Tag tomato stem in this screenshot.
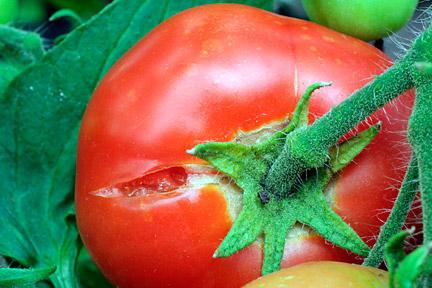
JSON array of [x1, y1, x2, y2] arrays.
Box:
[[408, 28, 432, 242], [409, 82, 432, 243], [264, 58, 414, 200], [363, 155, 419, 267]]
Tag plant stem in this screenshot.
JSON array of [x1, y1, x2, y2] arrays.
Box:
[[264, 59, 414, 198], [409, 23, 432, 242], [409, 81, 432, 242], [363, 155, 419, 267], [418, 155, 432, 242], [304, 60, 414, 150]]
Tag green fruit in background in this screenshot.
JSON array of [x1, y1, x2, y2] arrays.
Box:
[[302, 0, 418, 41], [0, 0, 18, 23], [18, 0, 46, 23]]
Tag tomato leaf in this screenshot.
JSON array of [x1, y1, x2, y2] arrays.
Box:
[[49, 9, 83, 26], [48, 0, 107, 18], [0, 266, 56, 287], [0, 25, 44, 98], [384, 229, 412, 273], [0, 0, 274, 286], [394, 244, 432, 288]]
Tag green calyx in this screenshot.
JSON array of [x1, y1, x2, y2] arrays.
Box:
[[189, 82, 379, 274]]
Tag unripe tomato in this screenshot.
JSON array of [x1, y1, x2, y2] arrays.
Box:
[[244, 261, 388, 288], [0, 0, 18, 24], [302, 0, 418, 41]]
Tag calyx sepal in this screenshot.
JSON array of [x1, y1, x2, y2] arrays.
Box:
[[190, 82, 379, 274]]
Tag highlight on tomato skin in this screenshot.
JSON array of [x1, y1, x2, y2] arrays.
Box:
[[75, 3, 415, 288], [243, 261, 388, 288]]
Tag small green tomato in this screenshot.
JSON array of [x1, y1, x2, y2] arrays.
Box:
[[302, 0, 418, 41], [0, 0, 18, 24]]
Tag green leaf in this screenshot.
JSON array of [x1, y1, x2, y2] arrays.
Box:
[[0, 0, 274, 286], [0, 25, 44, 98], [49, 9, 83, 26], [0, 266, 56, 287], [384, 229, 412, 273], [394, 243, 432, 288], [49, 9, 84, 45], [48, 0, 108, 19]]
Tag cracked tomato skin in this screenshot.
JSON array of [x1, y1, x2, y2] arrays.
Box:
[[76, 4, 414, 288]]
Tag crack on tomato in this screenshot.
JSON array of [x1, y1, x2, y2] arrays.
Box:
[[118, 166, 188, 196], [91, 166, 195, 197], [90, 164, 242, 202]]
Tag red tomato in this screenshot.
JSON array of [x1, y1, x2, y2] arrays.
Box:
[[244, 261, 388, 287], [76, 4, 414, 288]]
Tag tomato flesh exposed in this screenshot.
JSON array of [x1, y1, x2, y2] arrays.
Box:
[[76, 4, 415, 287]]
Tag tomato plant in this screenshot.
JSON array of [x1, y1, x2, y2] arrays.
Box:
[[244, 261, 388, 287], [302, 0, 418, 41], [76, 4, 414, 287]]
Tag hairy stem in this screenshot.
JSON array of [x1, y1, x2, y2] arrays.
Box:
[[409, 82, 432, 242], [304, 60, 414, 150], [408, 24, 432, 243], [363, 155, 419, 267], [264, 59, 414, 198], [419, 157, 432, 242]]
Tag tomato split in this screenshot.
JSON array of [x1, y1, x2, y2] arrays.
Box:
[[76, 4, 415, 287]]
